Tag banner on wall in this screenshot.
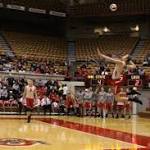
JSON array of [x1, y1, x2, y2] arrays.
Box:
[[6, 4, 25, 11], [28, 8, 46, 14], [49, 10, 66, 17]]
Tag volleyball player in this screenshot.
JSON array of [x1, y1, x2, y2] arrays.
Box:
[[23, 79, 37, 123], [83, 88, 93, 116], [106, 88, 115, 118], [115, 88, 128, 118], [97, 87, 107, 118], [97, 48, 136, 94]]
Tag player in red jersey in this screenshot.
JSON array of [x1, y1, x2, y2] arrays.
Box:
[[23, 79, 37, 123], [97, 48, 136, 94]]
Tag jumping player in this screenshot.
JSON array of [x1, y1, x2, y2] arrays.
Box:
[[23, 79, 37, 123], [97, 48, 136, 94]]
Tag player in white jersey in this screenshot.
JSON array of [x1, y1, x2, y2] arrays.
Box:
[[23, 79, 37, 123], [106, 88, 115, 118], [83, 88, 93, 116], [97, 87, 107, 118], [75, 90, 84, 116]]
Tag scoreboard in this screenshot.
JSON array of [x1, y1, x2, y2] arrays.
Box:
[[128, 75, 142, 87], [87, 74, 143, 87]]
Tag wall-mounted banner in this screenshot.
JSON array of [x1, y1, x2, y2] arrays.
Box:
[[49, 10, 66, 17], [29, 8, 46, 14], [6, 4, 25, 11]]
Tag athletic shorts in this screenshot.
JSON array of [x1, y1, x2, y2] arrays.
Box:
[[106, 102, 112, 110], [84, 101, 91, 109], [26, 98, 34, 109], [116, 103, 125, 110], [97, 102, 105, 109], [68, 101, 74, 108]]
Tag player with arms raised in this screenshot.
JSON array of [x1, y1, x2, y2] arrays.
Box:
[[97, 48, 136, 94]]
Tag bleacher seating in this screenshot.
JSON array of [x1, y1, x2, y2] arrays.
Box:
[[134, 39, 150, 63], [4, 31, 67, 62], [0, 48, 5, 56], [75, 35, 138, 61]]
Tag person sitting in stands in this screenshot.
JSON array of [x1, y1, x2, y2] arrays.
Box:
[[41, 95, 51, 115]]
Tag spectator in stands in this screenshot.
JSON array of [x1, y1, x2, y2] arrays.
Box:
[[45, 80, 54, 95], [0, 87, 3, 99], [8, 90, 14, 100], [51, 99, 59, 113], [18, 97, 23, 114], [62, 84, 68, 101], [143, 59, 148, 66], [19, 68, 26, 73], [65, 92, 75, 115], [41, 95, 51, 115], [49, 89, 57, 103], [146, 53, 150, 66], [1, 86, 8, 100], [58, 84, 63, 97], [18, 78, 26, 93], [12, 81, 20, 99], [7, 76, 14, 87], [132, 67, 139, 75], [138, 67, 145, 78]]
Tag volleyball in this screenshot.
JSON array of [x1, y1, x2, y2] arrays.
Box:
[[110, 3, 118, 12]]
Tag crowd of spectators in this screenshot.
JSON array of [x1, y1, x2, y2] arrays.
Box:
[[0, 77, 71, 114], [0, 55, 148, 81], [75, 61, 145, 79], [75, 61, 110, 79], [0, 57, 67, 75]]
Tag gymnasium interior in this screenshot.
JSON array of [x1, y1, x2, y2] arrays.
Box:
[[0, 0, 150, 150]]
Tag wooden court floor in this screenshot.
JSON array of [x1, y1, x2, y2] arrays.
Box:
[[0, 115, 149, 150]]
